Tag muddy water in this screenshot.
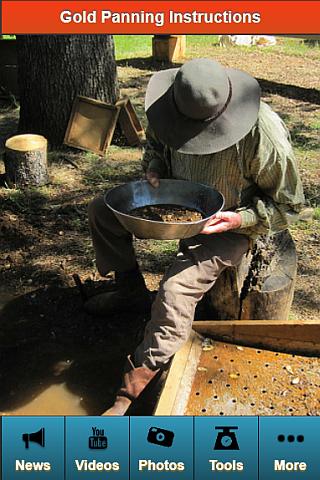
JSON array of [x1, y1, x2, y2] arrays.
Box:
[[1, 384, 87, 416], [0, 290, 80, 416], [0, 285, 148, 416]]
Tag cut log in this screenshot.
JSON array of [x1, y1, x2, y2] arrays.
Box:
[[206, 230, 297, 320], [4, 134, 48, 188]]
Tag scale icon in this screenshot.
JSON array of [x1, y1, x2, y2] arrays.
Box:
[[214, 426, 239, 450]]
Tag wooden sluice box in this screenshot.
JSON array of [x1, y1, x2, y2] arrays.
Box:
[[154, 324, 320, 416]]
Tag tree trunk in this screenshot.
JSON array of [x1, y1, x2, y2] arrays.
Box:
[[5, 134, 48, 188], [206, 230, 297, 320], [17, 35, 119, 147]]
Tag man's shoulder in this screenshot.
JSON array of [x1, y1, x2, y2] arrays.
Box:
[[255, 101, 294, 160]]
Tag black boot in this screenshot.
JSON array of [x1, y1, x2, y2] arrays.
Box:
[[84, 265, 151, 316]]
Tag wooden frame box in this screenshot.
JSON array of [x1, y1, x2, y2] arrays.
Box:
[[64, 96, 120, 156], [152, 35, 186, 63], [116, 97, 145, 146]]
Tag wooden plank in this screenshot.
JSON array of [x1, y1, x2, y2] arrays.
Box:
[[193, 320, 320, 355], [154, 330, 203, 415]]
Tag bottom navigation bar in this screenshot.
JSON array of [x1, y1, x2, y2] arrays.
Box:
[[1, 416, 319, 479]]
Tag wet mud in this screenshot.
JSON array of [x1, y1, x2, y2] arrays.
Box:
[[0, 283, 150, 416]]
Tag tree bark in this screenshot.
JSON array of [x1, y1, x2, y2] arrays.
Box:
[[17, 35, 119, 147], [5, 134, 48, 187], [206, 230, 297, 320]]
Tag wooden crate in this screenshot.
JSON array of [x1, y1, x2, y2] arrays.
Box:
[[152, 35, 186, 63], [116, 97, 145, 146], [64, 96, 120, 156]]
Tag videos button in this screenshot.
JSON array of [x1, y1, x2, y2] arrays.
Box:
[[66, 417, 129, 480]]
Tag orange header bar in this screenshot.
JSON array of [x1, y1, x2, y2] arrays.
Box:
[[2, 1, 320, 34]]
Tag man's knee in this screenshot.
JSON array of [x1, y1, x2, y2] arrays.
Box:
[[157, 270, 203, 308], [88, 195, 106, 224]]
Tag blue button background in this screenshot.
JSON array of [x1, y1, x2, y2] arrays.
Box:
[[66, 416, 129, 480], [195, 416, 258, 479], [260, 416, 320, 479], [130, 416, 193, 480], [2, 416, 64, 480]]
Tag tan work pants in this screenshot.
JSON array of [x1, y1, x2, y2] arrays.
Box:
[[89, 196, 249, 369]]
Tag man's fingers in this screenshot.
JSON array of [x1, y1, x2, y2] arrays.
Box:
[[215, 212, 231, 220], [201, 221, 229, 234], [149, 177, 160, 188], [200, 211, 242, 234], [146, 171, 160, 188]]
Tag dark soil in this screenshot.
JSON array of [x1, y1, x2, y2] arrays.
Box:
[[130, 204, 203, 222]]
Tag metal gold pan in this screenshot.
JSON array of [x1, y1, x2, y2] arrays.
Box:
[[104, 179, 224, 240]]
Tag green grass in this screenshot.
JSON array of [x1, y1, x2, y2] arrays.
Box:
[[147, 239, 178, 256], [187, 35, 219, 47], [310, 118, 320, 130], [114, 35, 153, 59], [82, 154, 141, 187], [114, 35, 319, 60], [251, 36, 318, 58], [314, 207, 320, 221]]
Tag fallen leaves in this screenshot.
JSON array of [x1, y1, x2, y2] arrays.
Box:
[[284, 365, 294, 375], [291, 377, 300, 385]]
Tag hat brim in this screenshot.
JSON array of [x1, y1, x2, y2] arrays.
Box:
[[145, 67, 261, 154]]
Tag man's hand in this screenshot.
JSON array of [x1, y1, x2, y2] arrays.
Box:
[[145, 170, 160, 188], [200, 211, 242, 235]]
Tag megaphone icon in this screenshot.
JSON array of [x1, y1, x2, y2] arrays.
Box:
[[22, 428, 45, 449]]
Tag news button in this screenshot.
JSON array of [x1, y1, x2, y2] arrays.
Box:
[[2, 416, 64, 480]]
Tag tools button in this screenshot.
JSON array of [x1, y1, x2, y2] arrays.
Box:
[[195, 416, 258, 479]]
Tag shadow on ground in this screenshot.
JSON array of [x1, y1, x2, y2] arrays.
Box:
[[116, 58, 320, 105], [0, 284, 150, 415], [257, 78, 320, 105], [116, 56, 179, 71]]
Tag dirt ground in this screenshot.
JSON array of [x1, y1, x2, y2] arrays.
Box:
[[0, 42, 319, 414]]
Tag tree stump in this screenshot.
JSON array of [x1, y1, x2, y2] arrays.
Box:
[[206, 230, 297, 320], [4, 134, 49, 188]]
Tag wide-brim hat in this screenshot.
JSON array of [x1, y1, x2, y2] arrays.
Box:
[[145, 58, 261, 154]]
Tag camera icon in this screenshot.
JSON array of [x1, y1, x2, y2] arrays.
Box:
[[147, 427, 175, 448]]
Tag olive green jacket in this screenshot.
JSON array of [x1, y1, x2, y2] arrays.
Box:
[[141, 101, 305, 239]]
